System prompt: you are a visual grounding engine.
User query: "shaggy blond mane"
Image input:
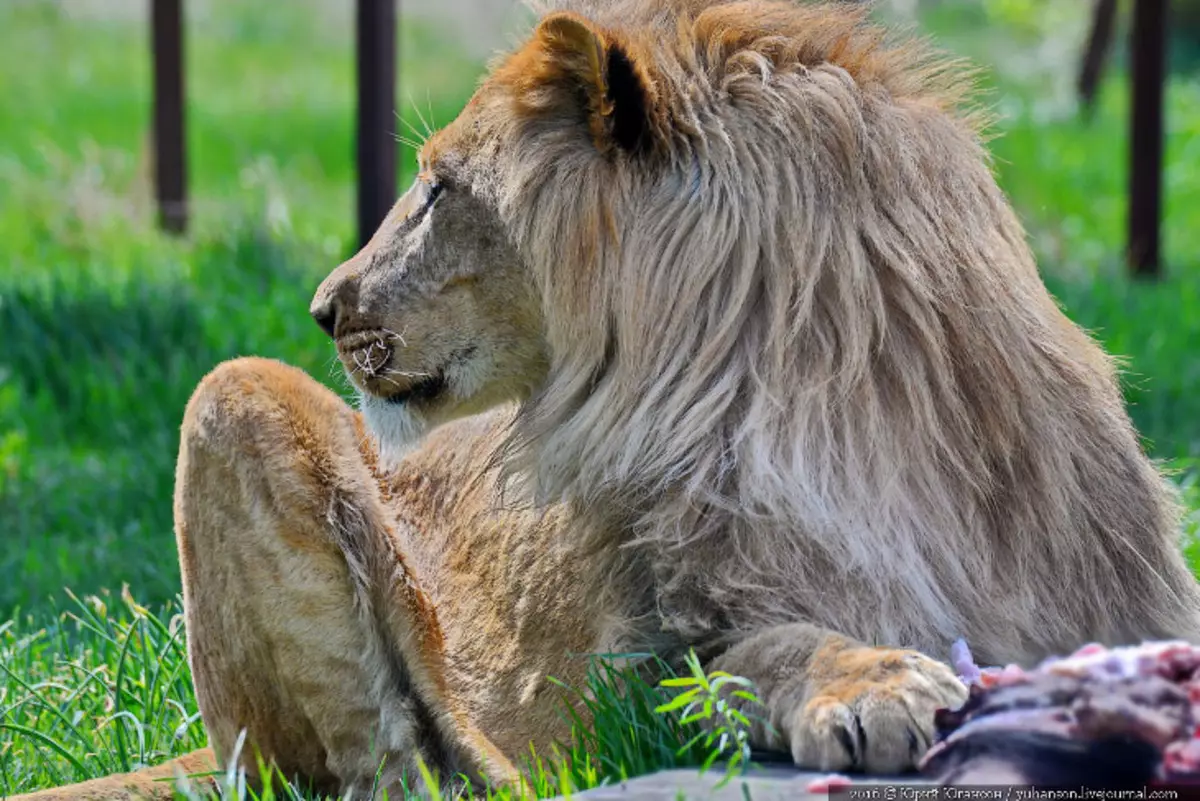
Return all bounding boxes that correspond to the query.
[469,0,1198,660]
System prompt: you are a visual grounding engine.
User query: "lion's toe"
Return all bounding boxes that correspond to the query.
[789,649,967,774]
[789,695,861,771]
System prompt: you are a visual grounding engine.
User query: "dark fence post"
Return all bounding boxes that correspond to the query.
[356,0,398,249]
[151,0,187,234]
[1078,0,1118,116]
[1129,0,1167,278]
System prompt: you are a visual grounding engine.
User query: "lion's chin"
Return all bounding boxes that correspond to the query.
[359,392,433,470]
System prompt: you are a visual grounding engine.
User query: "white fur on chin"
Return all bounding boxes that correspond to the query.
[359,392,431,470]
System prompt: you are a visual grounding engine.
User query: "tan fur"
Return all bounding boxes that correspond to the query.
[13,748,218,800]
[17,1,1200,797]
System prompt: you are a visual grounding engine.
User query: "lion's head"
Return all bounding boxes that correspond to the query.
[313,0,998,485]
[311,145,551,451]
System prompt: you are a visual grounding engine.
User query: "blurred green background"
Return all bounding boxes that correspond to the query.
[1,0,1198,617]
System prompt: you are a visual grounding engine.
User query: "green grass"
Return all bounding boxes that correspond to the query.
[0,0,479,615]
[0,592,205,796]
[993,77,1200,463]
[0,591,765,799]
[2,0,1200,798]
[914,1,1200,462]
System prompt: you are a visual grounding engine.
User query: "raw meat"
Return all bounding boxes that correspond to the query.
[922,640,1200,786]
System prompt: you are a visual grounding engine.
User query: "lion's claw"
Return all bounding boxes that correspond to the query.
[789,648,968,773]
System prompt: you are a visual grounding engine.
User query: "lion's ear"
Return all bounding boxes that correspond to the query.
[531,12,658,155]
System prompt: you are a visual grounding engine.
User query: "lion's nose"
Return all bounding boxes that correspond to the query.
[310,297,338,338]
[310,268,360,339]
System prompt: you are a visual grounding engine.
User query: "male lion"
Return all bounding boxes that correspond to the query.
[19,0,1200,798]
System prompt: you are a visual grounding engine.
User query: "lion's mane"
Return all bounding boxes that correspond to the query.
[482,0,1197,663]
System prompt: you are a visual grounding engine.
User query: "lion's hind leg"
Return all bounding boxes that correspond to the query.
[174,357,509,797]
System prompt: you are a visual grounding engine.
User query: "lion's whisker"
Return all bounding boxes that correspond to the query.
[394,133,424,151]
[398,109,429,149]
[380,328,408,347]
[353,351,376,379]
[383,368,433,380]
[406,91,434,139]
[424,90,436,139]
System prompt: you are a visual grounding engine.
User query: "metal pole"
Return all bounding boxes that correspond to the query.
[1078,0,1118,117]
[356,0,397,249]
[151,0,187,234]
[1129,0,1167,278]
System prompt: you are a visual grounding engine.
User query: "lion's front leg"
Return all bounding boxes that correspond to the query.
[707,623,967,774]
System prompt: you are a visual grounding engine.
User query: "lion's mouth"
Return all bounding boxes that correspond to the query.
[337,331,475,406]
[338,331,395,376]
[383,369,447,406]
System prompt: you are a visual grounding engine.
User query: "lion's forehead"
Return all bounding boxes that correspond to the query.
[422,96,505,180]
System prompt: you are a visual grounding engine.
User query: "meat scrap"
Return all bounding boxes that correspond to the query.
[805,774,854,793]
[922,639,1200,786]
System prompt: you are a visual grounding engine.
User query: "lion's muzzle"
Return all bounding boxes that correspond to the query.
[336,330,450,406]
[338,331,395,382]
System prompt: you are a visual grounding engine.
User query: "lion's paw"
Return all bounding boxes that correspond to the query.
[788,645,967,774]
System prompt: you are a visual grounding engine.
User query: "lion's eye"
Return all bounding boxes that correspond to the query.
[425,180,444,208]
[397,179,443,231]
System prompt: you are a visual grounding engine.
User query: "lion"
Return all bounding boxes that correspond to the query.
[17,1,1200,798]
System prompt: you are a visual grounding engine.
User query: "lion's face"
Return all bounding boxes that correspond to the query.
[311,7,665,454]
[311,141,550,451]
